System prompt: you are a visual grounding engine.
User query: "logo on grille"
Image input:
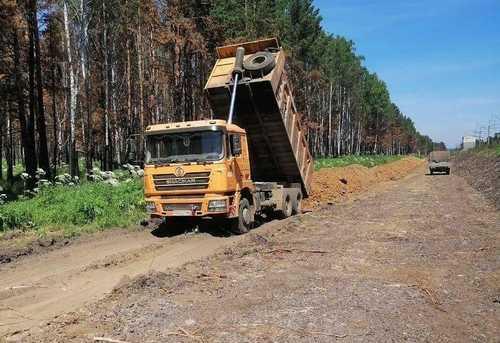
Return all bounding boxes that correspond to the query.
[174,167,185,177]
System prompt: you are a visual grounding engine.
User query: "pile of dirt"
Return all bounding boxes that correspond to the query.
[453,149,499,208]
[304,157,424,208]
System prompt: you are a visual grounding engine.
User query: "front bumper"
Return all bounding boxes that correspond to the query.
[430,166,449,171]
[145,195,237,218]
[429,163,450,173]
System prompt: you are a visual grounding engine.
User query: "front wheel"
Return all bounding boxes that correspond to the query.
[230,198,253,234]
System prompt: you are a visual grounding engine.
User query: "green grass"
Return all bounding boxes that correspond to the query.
[472,143,500,157]
[0,179,146,237]
[454,142,500,158]
[314,154,405,170]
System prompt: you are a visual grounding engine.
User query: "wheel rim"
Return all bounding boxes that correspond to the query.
[242,207,251,226]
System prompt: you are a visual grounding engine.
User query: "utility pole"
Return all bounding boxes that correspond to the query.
[487,120,491,145]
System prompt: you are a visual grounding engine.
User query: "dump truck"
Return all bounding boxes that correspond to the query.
[143,38,313,233]
[428,150,451,175]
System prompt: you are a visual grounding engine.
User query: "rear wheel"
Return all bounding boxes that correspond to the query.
[278,195,293,219]
[230,198,252,234]
[292,193,302,215]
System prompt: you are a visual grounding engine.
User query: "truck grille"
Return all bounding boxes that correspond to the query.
[152,172,210,191]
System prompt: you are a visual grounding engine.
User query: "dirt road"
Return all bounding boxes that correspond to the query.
[2,164,499,342]
[0,228,242,337]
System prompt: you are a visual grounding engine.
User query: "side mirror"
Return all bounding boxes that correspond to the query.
[230,135,242,156]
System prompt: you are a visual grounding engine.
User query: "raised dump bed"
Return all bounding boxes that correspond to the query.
[204,38,313,197]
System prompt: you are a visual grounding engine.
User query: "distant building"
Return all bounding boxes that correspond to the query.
[462,136,477,150]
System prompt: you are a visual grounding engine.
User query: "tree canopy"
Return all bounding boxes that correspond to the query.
[0,0,433,181]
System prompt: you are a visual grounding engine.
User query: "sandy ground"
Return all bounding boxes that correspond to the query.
[0,230,242,337]
[1,160,499,342]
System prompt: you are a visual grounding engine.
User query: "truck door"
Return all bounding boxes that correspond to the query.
[229,134,251,187]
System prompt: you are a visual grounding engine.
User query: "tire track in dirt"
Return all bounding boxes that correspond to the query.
[0,232,241,336]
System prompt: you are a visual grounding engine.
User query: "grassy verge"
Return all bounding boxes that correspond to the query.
[0,179,145,238]
[467,143,500,157]
[314,154,406,170]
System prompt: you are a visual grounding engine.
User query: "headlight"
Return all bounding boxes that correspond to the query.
[208,199,227,212]
[145,202,157,213]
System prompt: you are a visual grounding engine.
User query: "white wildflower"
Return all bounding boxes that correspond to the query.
[104,178,119,186]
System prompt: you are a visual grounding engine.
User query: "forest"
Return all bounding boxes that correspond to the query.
[0,0,435,183]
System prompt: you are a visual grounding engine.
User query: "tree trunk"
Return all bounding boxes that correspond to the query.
[63,1,78,177]
[327,82,333,157]
[26,8,38,173]
[13,29,37,183]
[30,0,50,177]
[7,111,14,181]
[137,7,145,161]
[126,35,132,130]
[337,86,342,156]
[51,64,58,176]
[0,107,3,180]
[102,0,111,171]
[80,0,92,174]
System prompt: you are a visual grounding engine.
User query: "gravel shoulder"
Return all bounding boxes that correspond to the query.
[8,166,499,342]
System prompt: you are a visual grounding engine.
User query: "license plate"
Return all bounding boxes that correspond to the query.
[171,210,192,216]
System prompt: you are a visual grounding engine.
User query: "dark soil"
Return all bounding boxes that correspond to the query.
[0,228,141,265]
[0,231,71,264]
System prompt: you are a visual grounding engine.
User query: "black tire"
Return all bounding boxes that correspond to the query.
[230,198,253,234]
[243,51,276,77]
[429,170,433,175]
[292,193,302,215]
[446,169,450,175]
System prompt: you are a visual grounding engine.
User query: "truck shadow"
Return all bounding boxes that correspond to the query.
[150,218,233,238]
[150,215,275,238]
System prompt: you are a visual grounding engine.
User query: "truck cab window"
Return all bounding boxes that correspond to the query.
[230,134,242,156]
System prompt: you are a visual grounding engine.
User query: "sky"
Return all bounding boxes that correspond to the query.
[313,0,500,148]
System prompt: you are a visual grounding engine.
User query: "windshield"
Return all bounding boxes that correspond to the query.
[145,130,224,164]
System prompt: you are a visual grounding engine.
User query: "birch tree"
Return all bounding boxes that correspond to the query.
[63,0,78,176]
